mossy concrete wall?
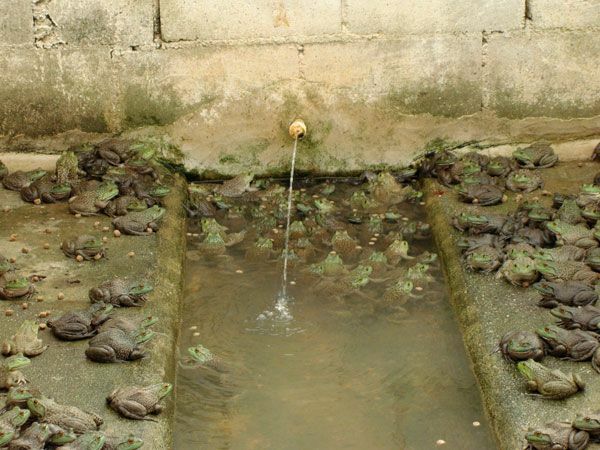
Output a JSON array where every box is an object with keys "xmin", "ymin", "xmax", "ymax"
[{"xmin": 1, "ymin": 1, "xmax": 599, "ymax": 173}]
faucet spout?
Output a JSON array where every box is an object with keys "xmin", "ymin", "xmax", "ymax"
[{"xmin": 288, "ymin": 119, "xmax": 307, "ymax": 140}]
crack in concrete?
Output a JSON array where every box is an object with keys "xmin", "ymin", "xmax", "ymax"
[
  {"xmin": 153, "ymin": 0, "xmax": 163, "ymax": 46},
  {"xmin": 297, "ymin": 44, "xmax": 305, "ymax": 80},
  {"xmin": 340, "ymin": 0, "xmax": 348, "ymax": 33},
  {"xmin": 32, "ymin": 0, "xmax": 65, "ymax": 48},
  {"xmin": 524, "ymin": 0, "xmax": 533, "ymax": 28}
]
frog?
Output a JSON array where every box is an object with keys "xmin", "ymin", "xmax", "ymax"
[
  {"xmin": 457, "ymin": 234, "xmax": 505, "ymax": 253},
  {"xmin": 48, "ymin": 303, "xmax": 113, "ymax": 340},
  {"xmin": 213, "ymin": 173, "xmax": 255, "ymax": 197},
  {"xmin": 369, "ymin": 171, "xmax": 405, "ymax": 204},
  {"xmin": 577, "ymin": 184, "xmax": 600, "ymax": 208},
  {"xmin": 314, "ymin": 198, "xmax": 336, "ymax": 214},
  {"xmin": 536, "ymin": 260, "xmax": 600, "ymax": 284},
  {"xmin": 331, "ymin": 230, "xmax": 359, "ymax": 260},
  {"xmin": 506, "ymin": 169, "xmax": 544, "ymax": 193},
  {"xmin": 460, "ymin": 171, "xmax": 497, "ymax": 187},
  {"xmin": 486, "ymin": 156, "xmax": 517, "ymax": 177},
  {"xmin": 20, "ymin": 178, "xmax": 71, "ymax": 203},
  {"xmin": 308, "ymin": 252, "xmax": 347, "ymax": 277},
  {"xmin": 185, "ymin": 185, "xmax": 217, "ymax": 218},
  {"xmin": 533, "ymin": 281, "xmax": 599, "ymax": 308},
  {"xmin": 0, "ymin": 407, "xmax": 31, "ymax": 447},
  {"xmin": 68, "ymin": 181, "xmax": 119, "ymax": 216},
  {"xmin": 555, "ymin": 199, "xmax": 585, "ymax": 225},
  {"xmin": 0, "ymin": 160, "xmax": 7, "ymax": 180},
  {"xmin": 55, "ymin": 150, "xmax": 80, "ymax": 185},
  {"xmin": 349, "ymin": 191, "xmax": 377, "ymax": 210},
  {"xmin": 2, "ymin": 169, "xmax": 47, "ymax": 191},
  {"xmin": 288, "ymin": 220, "xmax": 308, "ymax": 239},
  {"xmin": 112, "ymin": 205, "xmax": 166, "ymax": 235},
  {"xmin": 381, "ymin": 280, "xmax": 418, "ymax": 305},
  {"xmin": 496, "ymin": 256, "xmax": 539, "ymax": 287},
  {"xmin": 525, "ymin": 421, "xmax": 589, "ymax": 450},
  {"xmin": 456, "ymin": 183, "xmax": 504, "ymax": 206},
  {"xmin": 94, "ymin": 138, "xmax": 134, "ymax": 165},
  {"xmin": 8, "ymin": 421, "xmax": 61, "ymax": 450},
  {"xmin": 61, "ymin": 235, "xmax": 105, "ymax": 261},
  {"xmin": 546, "ymin": 220, "xmax": 598, "ymax": 249},
  {"xmin": 0, "ymin": 354, "xmax": 30, "ymax": 389},
  {"xmin": 197, "ymin": 230, "xmax": 246, "ymax": 256},
  {"xmin": 526, "ymin": 205, "xmax": 554, "ymax": 224},
  {"xmin": 511, "ymin": 226, "xmax": 554, "ymax": 248},
  {"xmin": 124, "ymin": 158, "xmax": 158, "ymax": 180},
  {"xmin": 101, "ymin": 435, "xmax": 144, "ymax": 450},
  {"xmin": 1, "ymin": 320, "xmax": 48, "ymax": 357},
  {"xmin": 85, "ymin": 328, "xmax": 149, "ymax": 363},
  {"xmin": 572, "ymin": 412, "xmax": 600, "ymax": 441},
  {"xmin": 536, "ymin": 325, "xmax": 599, "ymax": 361},
  {"xmin": 405, "ymin": 262, "xmax": 436, "ymax": 285},
  {"xmin": 517, "ymin": 359, "xmax": 585, "ymax": 399},
  {"xmin": 383, "ymin": 240, "xmax": 414, "ymax": 265},
  {"xmin": 0, "ymin": 274, "xmax": 35, "ymax": 300},
  {"xmin": 107, "ymin": 383, "xmax": 173, "ymax": 420},
  {"xmin": 200, "ymin": 217, "xmax": 229, "ymax": 237},
  {"xmin": 365, "ymin": 251, "xmax": 389, "ymax": 276},
  {"xmin": 2, "ymin": 386, "xmax": 39, "ymax": 410},
  {"xmin": 55, "ymin": 432, "xmax": 105, "ymax": 450},
  {"xmin": 452, "ymin": 212, "xmax": 511, "ymax": 235},
  {"xmin": 98, "ymin": 315, "xmax": 158, "ymax": 337},
  {"xmin": 179, "ymin": 344, "xmax": 225, "ymax": 371},
  {"xmin": 505, "ymin": 243, "xmax": 536, "ymax": 259},
  {"xmin": 89, "ymin": 278, "xmax": 153, "ymax": 308},
  {"xmin": 534, "ymin": 246, "xmax": 586, "ymax": 263},
  {"xmin": 498, "ymin": 330, "xmax": 545, "ymax": 362},
  {"xmin": 0, "ymin": 254, "xmax": 14, "ymax": 277},
  {"xmin": 291, "ymin": 237, "xmax": 317, "ymax": 262},
  {"xmin": 464, "ymin": 245, "xmax": 504, "ymax": 273},
  {"xmin": 103, "ymin": 196, "xmax": 148, "ymax": 217},
  {"xmin": 27, "ymin": 397, "xmax": 103, "ymax": 434},
  {"xmin": 581, "ymin": 203, "xmax": 600, "ymax": 224},
  {"xmin": 551, "ymin": 305, "xmax": 600, "ymax": 332},
  {"xmin": 585, "ymin": 247, "xmax": 600, "ymax": 271},
  {"xmin": 314, "ymin": 264, "xmax": 376, "ymax": 302},
  {"xmin": 513, "ymin": 143, "xmax": 558, "ymax": 168},
  {"xmin": 245, "ymin": 237, "xmax": 275, "ymax": 262}
]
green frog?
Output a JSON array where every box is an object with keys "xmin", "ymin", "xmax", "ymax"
[
  {"xmin": 384, "ymin": 240, "xmax": 414, "ymax": 265},
  {"xmin": 0, "ymin": 254, "xmax": 14, "ymax": 277},
  {"xmin": 104, "ymin": 195, "xmax": 148, "ymax": 217},
  {"xmin": 525, "ymin": 421, "xmax": 588, "ymax": 450},
  {"xmin": 98, "ymin": 315, "xmax": 158, "ymax": 336},
  {"xmin": 8, "ymin": 422, "xmax": 60, "ymax": 449},
  {"xmin": 214, "ymin": 173, "xmax": 255, "ymax": 197},
  {"xmin": 513, "ymin": 143, "xmax": 558, "ymax": 168},
  {"xmin": 534, "ymin": 246, "xmax": 586, "ymax": 263},
  {"xmin": 536, "ymin": 260, "xmax": 600, "ymax": 284},
  {"xmin": 0, "ymin": 407, "xmax": 31, "ymax": 447},
  {"xmin": 382, "ymin": 280, "xmax": 418, "ymax": 305},
  {"xmin": 314, "ymin": 198, "xmax": 336, "ymax": 214},
  {"xmin": 27, "ymin": 397, "xmax": 103, "ymax": 434},
  {"xmin": 85, "ymin": 328, "xmax": 149, "ymax": 363},
  {"xmin": 505, "ymin": 243, "xmax": 536, "ymax": 259},
  {"xmin": 350, "ymin": 191, "xmax": 377, "ymax": 210},
  {"xmin": 0, "ymin": 274, "xmax": 35, "ymax": 300},
  {"xmin": 0, "ymin": 160, "xmax": 7, "ymax": 179},
  {"xmin": 48, "ymin": 427, "xmax": 77, "ymax": 446},
  {"xmin": 555, "ymin": 199, "xmax": 585, "ymax": 225},
  {"xmin": 506, "ymin": 169, "xmax": 543, "ymax": 192},
  {"xmin": 201, "ymin": 218, "xmax": 229, "ymax": 237},
  {"xmin": 2, "ymin": 169, "xmax": 47, "ymax": 191},
  {"xmin": 365, "ymin": 251, "xmax": 389, "ymax": 276},
  {"xmin": 456, "ymin": 183, "xmax": 504, "ymax": 206},
  {"xmin": 551, "ymin": 305, "xmax": 600, "ymax": 333},
  {"xmin": 101, "ymin": 435, "xmax": 144, "ymax": 450},
  {"xmin": 69, "ymin": 181, "xmax": 119, "ymax": 215},
  {"xmin": 582, "ymin": 203, "xmax": 600, "ymax": 223},
  {"xmin": 61, "ymin": 235, "xmax": 105, "ymax": 260},
  {"xmin": 107, "ymin": 383, "xmax": 173, "ymax": 420},
  {"xmin": 288, "ymin": 220, "xmax": 308, "ymax": 239},
  {"xmin": 533, "ymin": 281, "xmax": 598, "ymax": 308},
  {"xmin": 331, "ymin": 230, "xmax": 359, "ymax": 260},
  {"xmin": 112, "ymin": 205, "xmax": 166, "ymax": 235},
  {"xmin": 55, "ymin": 432, "xmax": 105, "ymax": 450},
  {"xmin": 1, "ymin": 320, "xmax": 48, "ymax": 357},
  {"xmin": 198, "ymin": 230, "xmax": 246, "ymax": 256},
  {"xmin": 536, "ymin": 325, "xmax": 599, "ymax": 361},
  {"xmin": 0, "ymin": 354, "xmax": 30, "ymax": 389},
  {"xmin": 486, "ymin": 156, "xmax": 516, "ymax": 177},
  {"xmin": 496, "ymin": 256, "xmax": 539, "ymax": 287},
  {"xmin": 291, "ymin": 237, "xmax": 317, "ymax": 262},
  {"xmin": 572, "ymin": 412, "xmax": 600, "ymax": 441},
  {"xmin": 585, "ymin": 247, "xmax": 600, "ymax": 271},
  {"xmin": 314, "ymin": 265, "xmax": 376, "ymax": 302},
  {"xmin": 180, "ymin": 344, "xmax": 226, "ymax": 371},
  {"xmin": 55, "ymin": 151, "xmax": 79, "ymax": 185},
  {"xmin": 48, "ymin": 303, "xmax": 114, "ymax": 340},
  {"xmin": 498, "ymin": 330, "xmax": 545, "ymax": 362},
  {"xmin": 95, "ymin": 138, "xmax": 134, "ymax": 164},
  {"xmin": 186, "ymin": 185, "xmax": 217, "ymax": 218},
  {"xmin": 245, "ymin": 237, "xmax": 274, "ymax": 262},
  {"xmin": 452, "ymin": 212, "xmax": 510, "ymax": 235},
  {"xmin": 309, "ymin": 253, "xmax": 347, "ymax": 277},
  {"xmin": 464, "ymin": 245, "xmax": 503, "ymax": 273},
  {"xmin": 577, "ymin": 184, "xmax": 600, "ymax": 208},
  {"xmin": 20, "ymin": 177, "xmax": 72, "ymax": 203},
  {"xmin": 517, "ymin": 359, "xmax": 585, "ymax": 399},
  {"xmin": 546, "ymin": 220, "xmax": 598, "ymax": 249}
]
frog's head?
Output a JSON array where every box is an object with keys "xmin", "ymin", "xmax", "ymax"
[
  {"xmin": 535, "ymin": 261, "xmax": 557, "ymax": 279},
  {"xmin": 512, "ymin": 147, "xmax": 533, "ymax": 164},
  {"xmin": 532, "ymin": 281, "xmax": 555, "ymax": 296},
  {"xmin": 96, "ymin": 181, "xmax": 119, "ymax": 202},
  {"xmin": 4, "ymin": 353, "xmax": 31, "ymax": 371},
  {"xmin": 149, "ymin": 184, "xmax": 171, "ymax": 198},
  {"xmin": 114, "ymin": 435, "xmax": 144, "ymax": 450},
  {"xmin": 524, "ymin": 429, "xmax": 553, "ymax": 447},
  {"xmin": 129, "ymin": 282, "xmax": 153, "ymax": 297},
  {"xmin": 188, "ymin": 344, "xmax": 213, "ymax": 363},
  {"xmin": 26, "ymin": 169, "xmax": 47, "ymax": 182},
  {"xmin": 573, "ymin": 414, "xmax": 600, "ymax": 433},
  {"xmin": 549, "ymin": 306, "xmax": 576, "ymax": 321}
]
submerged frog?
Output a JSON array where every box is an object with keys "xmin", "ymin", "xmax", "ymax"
[
  {"xmin": 0, "ymin": 354, "xmax": 30, "ymax": 389},
  {"xmin": 85, "ymin": 328, "xmax": 149, "ymax": 363},
  {"xmin": 309, "ymin": 253, "xmax": 348, "ymax": 277},
  {"xmin": 213, "ymin": 173, "xmax": 255, "ymax": 197},
  {"xmin": 68, "ymin": 181, "xmax": 119, "ymax": 216},
  {"xmin": 112, "ymin": 205, "xmax": 166, "ymax": 235},
  {"xmin": 384, "ymin": 240, "xmax": 414, "ymax": 265},
  {"xmin": 525, "ymin": 421, "xmax": 588, "ymax": 450},
  {"xmin": 517, "ymin": 359, "xmax": 585, "ymax": 399},
  {"xmin": 101, "ymin": 435, "xmax": 144, "ymax": 450},
  {"xmin": 107, "ymin": 383, "xmax": 173, "ymax": 420},
  {"xmin": 513, "ymin": 143, "xmax": 558, "ymax": 169},
  {"xmin": 2, "ymin": 169, "xmax": 47, "ymax": 191},
  {"xmin": 61, "ymin": 235, "xmax": 105, "ymax": 261},
  {"xmin": 0, "ymin": 274, "xmax": 35, "ymax": 300},
  {"xmin": 506, "ymin": 169, "xmax": 543, "ymax": 193},
  {"xmin": 197, "ymin": 230, "xmax": 246, "ymax": 256},
  {"xmin": 331, "ymin": 230, "xmax": 359, "ymax": 260},
  {"xmin": 498, "ymin": 330, "xmax": 545, "ymax": 362},
  {"xmin": 536, "ymin": 325, "xmax": 599, "ymax": 361},
  {"xmin": 27, "ymin": 397, "xmax": 103, "ymax": 434},
  {"xmin": 533, "ymin": 281, "xmax": 598, "ymax": 308},
  {"xmin": 1, "ymin": 320, "xmax": 48, "ymax": 357},
  {"xmin": 54, "ymin": 432, "xmax": 105, "ymax": 450},
  {"xmin": 180, "ymin": 344, "xmax": 225, "ymax": 371},
  {"xmin": 536, "ymin": 260, "xmax": 600, "ymax": 284},
  {"xmin": 89, "ymin": 278, "xmax": 153, "ymax": 307},
  {"xmin": 48, "ymin": 303, "xmax": 113, "ymax": 341},
  {"xmin": 245, "ymin": 237, "xmax": 274, "ymax": 262},
  {"xmin": 546, "ymin": 220, "xmax": 598, "ymax": 249},
  {"xmin": 464, "ymin": 245, "xmax": 503, "ymax": 273},
  {"xmin": 496, "ymin": 256, "xmax": 539, "ymax": 287},
  {"xmin": 0, "ymin": 407, "xmax": 31, "ymax": 447}
]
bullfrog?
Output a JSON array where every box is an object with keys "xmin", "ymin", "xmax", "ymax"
[
  {"xmin": 496, "ymin": 256, "xmax": 538, "ymax": 287},
  {"xmin": 517, "ymin": 359, "xmax": 585, "ymax": 399},
  {"xmin": 245, "ymin": 237, "xmax": 274, "ymax": 262},
  {"xmin": 98, "ymin": 315, "xmax": 158, "ymax": 336},
  {"xmin": 112, "ymin": 205, "xmax": 165, "ymax": 235},
  {"xmin": 573, "ymin": 412, "xmax": 600, "ymax": 440},
  {"xmin": 534, "ymin": 246, "xmax": 586, "ymax": 263},
  {"xmin": 457, "ymin": 234, "xmax": 505, "ymax": 253},
  {"xmin": 464, "ymin": 245, "xmax": 503, "ymax": 273},
  {"xmin": 505, "ymin": 243, "xmax": 536, "ymax": 259},
  {"xmin": 214, "ymin": 173, "xmax": 255, "ymax": 197},
  {"xmin": 2, "ymin": 169, "xmax": 47, "ymax": 191},
  {"xmin": 101, "ymin": 435, "xmax": 144, "ymax": 450},
  {"xmin": 103, "ymin": 196, "xmax": 148, "ymax": 217},
  {"xmin": 577, "ymin": 184, "xmax": 600, "ymax": 208},
  {"xmin": 582, "ymin": 203, "xmax": 600, "ymax": 223},
  {"xmin": 200, "ymin": 218, "xmax": 229, "ymax": 237},
  {"xmin": 0, "ymin": 274, "xmax": 35, "ymax": 300},
  {"xmin": 536, "ymin": 260, "xmax": 600, "ymax": 284},
  {"xmin": 452, "ymin": 212, "xmax": 511, "ymax": 235},
  {"xmin": 107, "ymin": 383, "xmax": 173, "ymax": 420},
  {"xmin": 95, "ymin": 138, "xmax": 134, "ymax": 165},
  {"xmin": 533, "ymin": 281, "xmax": 599, "ymax": 308},
  {"xmin": 486, "ymin": 156, "xmax": 516, "ymax": 177},
  {"xmin": 291, "ymin": 237, "xmax": 317, "ymax": 262},
  {"xmin": 526, "ymin": 206, "xmax": 554, "ymax": 224},
  {"xmin": 27, "ymin": 397, "xmax": 103, "ymax": 434},
  {"xmin": 0, "ymin": 254, "xmax": 14, "ymax": 277},
  {"xmin": 314, "ymin": 265, "xmax": 376, "ymax": 302},
  {"xmin": 525, "ymin": 421, "xmax": 588, "ymax": 450},
  {"xmin": 309, "ymin": 253, "xmax": 347, "ymax": 277},
  {"xmin": 365, "ymin": 251, "xmax": 389, "ymax": 276},
  {"xmin": 55, "ymin": 151, "xmax": 79, "ymax": 185},
  {"xmin": 0, "ymin": 354, "xmax": 30, "ymax": 389},
  {"xmin": 506, "ymin": 169, "xmax": 543, "ymax": 192},
  {"xmin": 511, "ymin": 226, "xmax": 554, "ymax": 248},
  {"xmin": 1, "ymin": 320, "xmax": 48, "ymax": 357},
  {"xmin": 197, "ymin": 230, "xmax": 246, "ymax": 256},
  {"xmin": 498, "ymin": 330, "xmax": 545, "ymax": 362},
  {"xmin": 536, "ymin": 325, "xmax": 599, "ymax": 361},
  {"xmin": 381, "ymin": 280, "xmax": 418, "ymax": 305},
  {"xmin": 54, "ymin": 432, "xmax": 105, "ymax": 450},
  {"xmin": 48, "ymin": 428, "xmax": 77, "ymax": 446},
  {"xmin": 555, "ymin": 199, "xmax": 585, "ymax": 225},
  {"xmin": 186, "ymin": 186, "xmax": 217, "ymax": 218},
  {"xmin": 61, "ymin": 235, "xmax": 105, "ymax": 261},
  {"xmin": 551, "ymin": 305, "xmax": 600, "ymax": 332},
  {"xmin": 89, "ymin": 278, "xmax": 153, "ymax": 308},
  {"xmin": 288, "ymin": 220, "xmax": 308, "ymax": 239},
  {"xmin": 69, "ymin": 181, "xmax": 119, "ymax": 215},
  {"xmin": 384, "ymin": 240, "xmax": 414, "ymax": 265},
  {"xmin": 456, "ymin": 183, "xmax": 504, "ymax": 206},
  {"xmin": 85, "ymin": 328, "xmax": 148, "ymax": 363},
  {"xmin": 0, "ymin": 407, "xmax": 31, "ymax": 447},
  {"xmin": 180, "ymin": 344, "xmax": 225, "ymax": 371},
  {"xmin": 331, "ymin": 230, "xmax": 359, "ymax": 260},
  {"xmin": 513, "ymin": 143, "xmax": 558, "ymax": 168},
  {"xmin": 546, "ymin": 220, "xmax": 598, "ymax": 249},
  {"xmin": 369, "ymin": 171, "xmax": 404, "ymax": 204},
  {"xmin": 48, "ymin": 303, "xmax": 113, "ymax": 340},
  {"xmin": 314, "ymin": 198, "xmax": 336, "ymax": 214},
  {"xmin": 0, "ymin": 160, "xmax": 7, "ymax": 179},
  {"xmin": 20, "ymin": 178, "xmax": 71, "ymax": 203},
  {"xmin": 8, "ymin": 421, "xmax": 60, "ymax": 449},
  {"xmin": 585, "ymin": 247, "xmax": 600, "ymax": 271},
  {"xmin": 349, "ymin": 191, "xmax": 377, "ymax": 210}
]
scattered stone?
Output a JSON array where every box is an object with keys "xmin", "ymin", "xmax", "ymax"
[
  {"xmin": 74, "ymin": 213, "xmax": 81, "ymax": 218},
  {"xmin": 473, "ymin": 421, "xmax": 480, "ymax": 427},
  {"xmin": 192, "ymin": 332, "xmax": 200, "ymax": 337},
  {"xmin": 189, "ymin": 326, "xmax": 198, "ymax": 331},
  {"xmin": 33, "ymin": 198, "xmax": 41, "ymax": 205},
  {"xmin": 94, "ymin": 221, "xmax": 100, "ymax": 227},
  {"xmin": 436, "ymin": 439, "xmax": 446, "ymax": 446},
  {"xmin": 102, "ymin": 226, "xmax": 110, "ymax": 232},
  {"xmin": 43, "ymin": 243, "xmax": 50, "ymax": 249},
  {"xmin": 36, "ymin": 296, "xmax": 44, "ymax": 302},
  {"xmin": 38, "ymin": 323, "xmax": 47, "ymax": 330},
  {"xmin": 5, "ymin": 309, "xmax": 14, "ymax": 316},
  {"xmin": 127, "ymin": 251, "xmax": 135, "ymax": 258},
  {"xmin": 9, "ymin": 234, "xmax": 17, "ymax": 241},
  {"xmin": 235, "ymin": 269, "xmax": 243, "ymax": 274},
  {"xmin": 76, "ymin": 255, "xmax": 84, "ymax": 262},
  {"xmin": 57, "ymin": 292, "xmax": 64, "ymax": 300},
  {"xmin": 21, "ymin": 302, "xmax": 28, "ymax": 310},
  {"xmin": 9, "ymin": 257, "xmax": 15, "ymax": 263},
  {"xmin": 113, "ymin": 230, "xmax": 121, "ymax": 237},
  {"xmin": 21, "ymin": 247, "xmax": 29, "ymax": 254}
]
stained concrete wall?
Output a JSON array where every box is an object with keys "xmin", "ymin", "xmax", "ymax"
[{"xmin": 0, "ymin": 1, "xmax": 599, "ymax": 173}]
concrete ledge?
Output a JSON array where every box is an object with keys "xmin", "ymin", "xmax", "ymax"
[
  {"xmin": 529, "ymin": 0, "xmax": 600, "ymax": 30},
  {"xmin": 0, "ymin": 0, "xmax": 33, "ymax": 46}
]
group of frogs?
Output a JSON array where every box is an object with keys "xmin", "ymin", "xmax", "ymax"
[
  {"xmin": 185, "ymin": 167, "xmax": 441, "ymax": 327},
  {"xmin": 427, "ymin": 142, "xmax": 600, "ymax": 449},
  {"xmin": 0, "ymin": 139, "xmax": 178, "ymax": 449}
]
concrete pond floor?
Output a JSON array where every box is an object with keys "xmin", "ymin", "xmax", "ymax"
[
  {"xmin": 425, "ymin": 161, "xmax": 600, "ymax": 450},
  {"xmin": 0, "ymin": 157, "xmax": 186, "ymax": 448}
]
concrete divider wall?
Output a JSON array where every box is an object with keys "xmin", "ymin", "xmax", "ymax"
[{"xmin": 1, "ymin": 1, "xmax": 599, "ymax": 173}]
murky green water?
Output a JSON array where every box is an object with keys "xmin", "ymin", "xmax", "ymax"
[{"xmin": 175, "ymin": 180, "xmax": 495, "ymax": 450}]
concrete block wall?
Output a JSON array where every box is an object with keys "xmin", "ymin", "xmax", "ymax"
[{"xmin": 0, "ymin": 0, "xmax": 599, "ymax": 173}]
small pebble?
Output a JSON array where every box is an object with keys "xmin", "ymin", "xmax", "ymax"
[
  {"xmin": 329, "ymin": 251, "xmax": 337, "ymax": 255},
  {"xmin": 312, "ymin": 195, "xmax": 319, "ymax": 199},
  {"xmin": 127, "ymin": 251, "xmax": 135, "ymax": 258},
  {"xmin": 102, "ymin": 226, "xmax": 109, "ymax": 232},
  {"xmin": 146, "ymin": 228, "xmax": 154, "ymax": 234},
  {"xmin": 9, "ymin": 234, "xmax": 17, "ymax": 241},
  {"xmin": 290, "ymin": 281, "xmax": 296, "ymax": 285},
  {"xmin": 472, "ymin": 421, "xmax": 480, "ymax": 427},
  {"xmin": 9, "ymin": 257, "xmax": 16, "ymax": 264},
  {"xmin": 31, "ymin": 276, "xmax": 39, "ymax": 283},
  {"xmin": 370, "ymin": 237, "xmax": 377, "ymax": 242},
  {"xmin": 186, "ymin": 232, "xmax": 192, "ymax": 237},
  {"xmin": 532, "ymin": 196, "xmax": 539, "ymax": 202},
  {"xmin": 2, "ymin": 206, "xmax": 10, "ymax": 212},
  {"xmin": 38, "ymin": 323, "xmax": 47, "ymax": 330},
  {"xmin": 113, "ymin": 230, "xmax": 121, "ymax": 237},
  {"xmin": 368, "ymin": 241, "xmax": 375, "ymax": 246},
  {"xmin": 21, "ymin": 303, "xmax": 28, "ymax": 310},
  {"xmin": 374, "ymin": 233, "xmax": 380, "ymax": 237},
  {"xmin": 21, "ymin": 247, "xmax": 29, "ymax": 254},
  {"xmin": 43, "ymin": 243, "xmax": 50, "ymax": 249},
  {"xmin": 472, "ymin": 198, "xmax": 479, "ymax": 204},
  {"xmin": 235, "ymin": 269, "xmax": 243, "ymax": 274},
  {"xmin": 57, "ymin": 292, "xmax": 65, "ymax": 300},
  {"xmin": 192, "ymin": 332, "xmax": 200, "ymax": 337},
  {"xmin": 192, "ymin": 233, "xmax": 199, "ymax": 238},
  {"xmin": 355, "ymin": 245, "xmax": 362, "ymax": 250},
  {"xmin": 33, "ymin": 199, "xmax": 41, "ymax": 205},
  {"xmin": 578, "ymin": 162, "xmax": 584, "ymax": 167},
  {"xmin": 93, "ymin": 253, "xmax": 102, "ymax": 260},
  {"xmin": 49, "ymin": 217, "xmax": 55, "ymax": 221},
  {"xmin": 94, "ymin": 221, "xmax": 100, "ymax": 227},
  {"xmin": 419, "ymin": 201, "xmax": 426, "ymax": 206},
  {"xmin": 36, "ymin": 296, "xmax": 44, "ymax": 302},
  {"xmin": 76, "ymin": 255, "xmax": 84, "ymax": 262},
  {"xmin": 515, "ymin": 194, "xmax": 523, "ymax": 203},
  {"xmin": 278, "ymin": 224, "xmax": 284, "ymax": 229},
  {"xmin": 38, "ymin": 311, "xmax": 49, "ymax": 318},
  {"xmin": 436, "ymin": 440, "xmax": 446, "ymax": 446},
  {"xmin": 415, "ymin": 286, "xmax": 424, "ymax": 291},
  {"xmin": 74, "ymin": 213, "xmax": 82, "ymax": 218},
  {"xmin": 189, "ymin": 325, "xmax": 198, "ymax": 331},
  {"xmin": 541, "ymin": 190, "xmax": 552, "ymax": 196},
  {"xmin": 44, "ymin": 228, "xmax": 52, "ymax": 234},
  {"xmin": 501, "ymin": 194, "xmax": 508, "ymax": 203},
  {"xmin": 5, "ymin": 309, "xmax": 14, "ymax": 316},
  {"xmin": 402, "ymin": 217, "xmax": 409, "ymax": 221},
  {"xmin": 102, "ymin": 237, "xmax": 108, "ymax": 243}
]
